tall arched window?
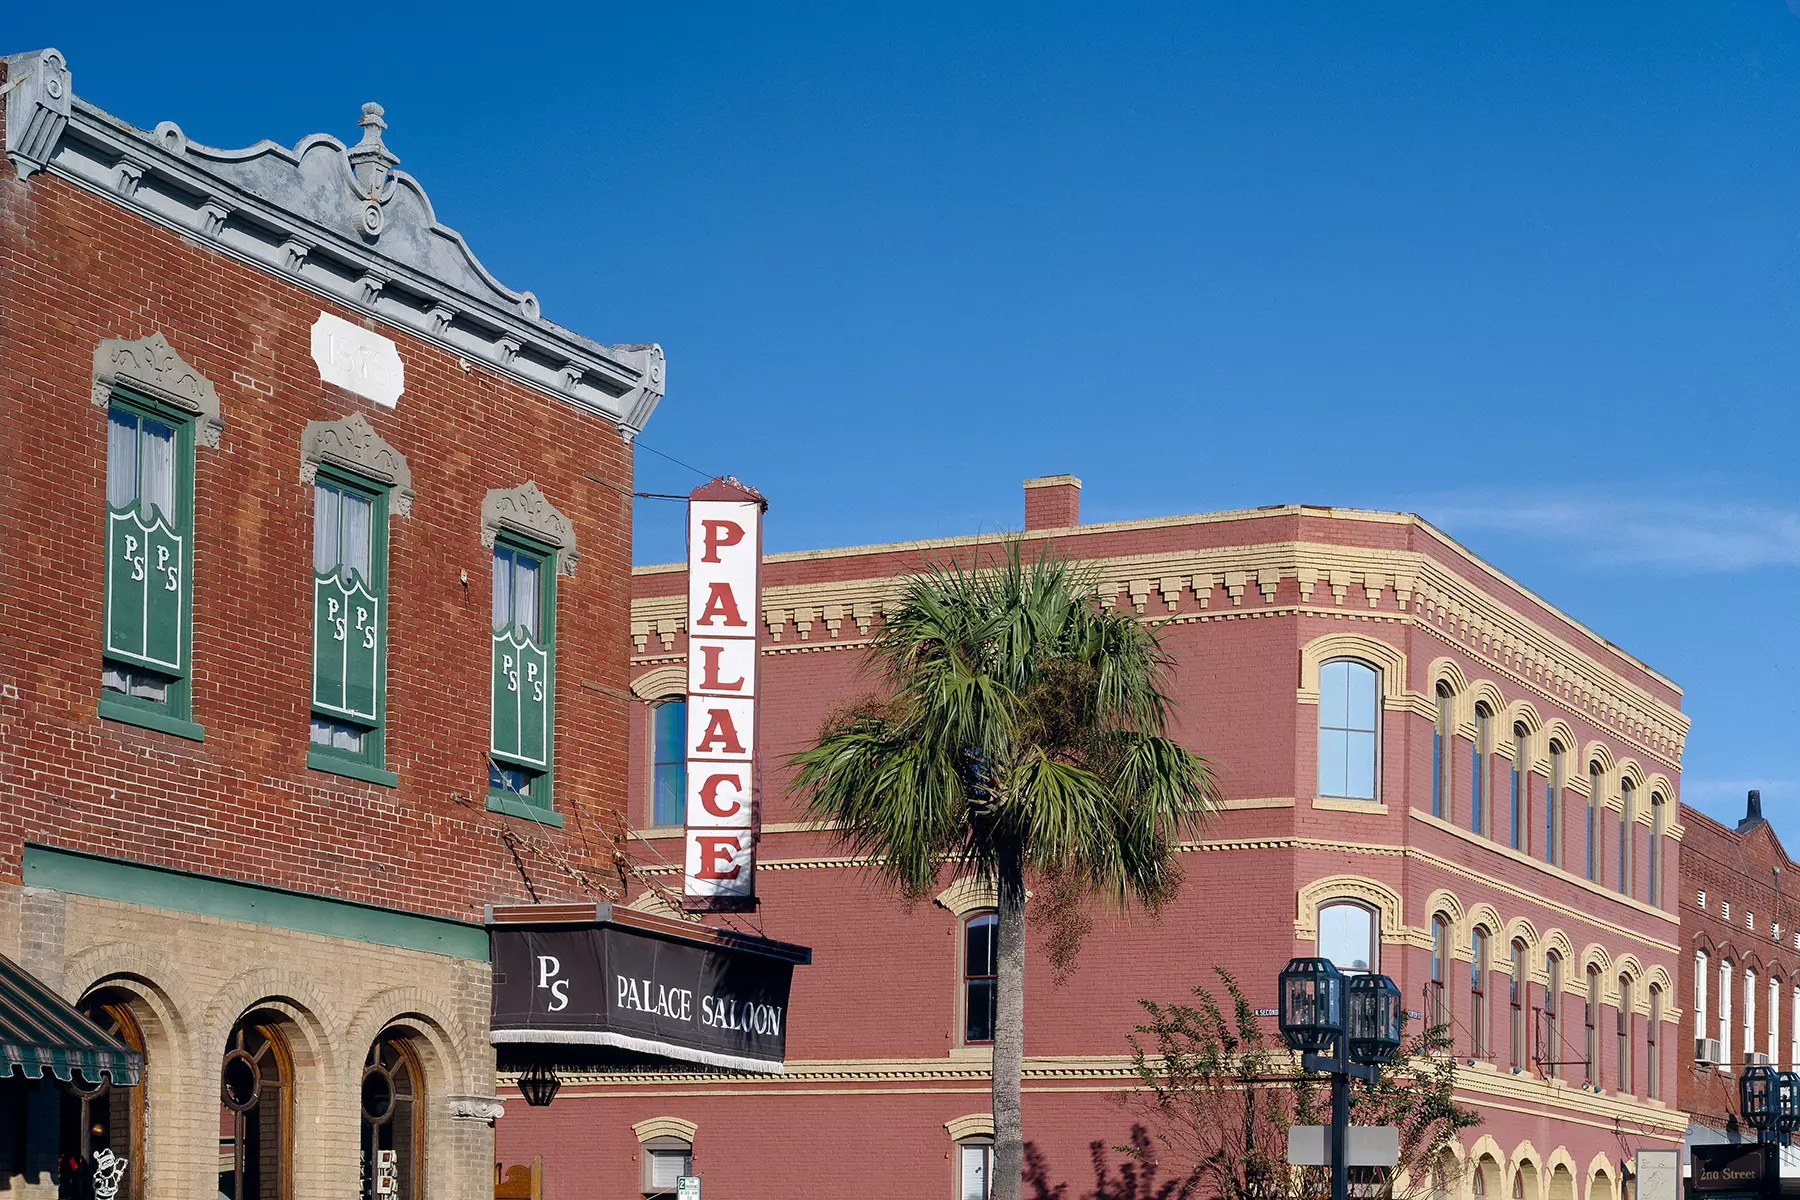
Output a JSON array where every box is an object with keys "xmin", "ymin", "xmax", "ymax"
[
  {"xmin": 59, "ymin": 992, "xmax": 145, "ymax": 1200},
  {"xmin": 1586, "ymin": 764, "xmax": 1602, "ymax": 883},
  {"xmin": 1510, "ymin": 939, "xmax": 1528, "ymax": 1069},
  {"xmin": 1545, "ymin": 742, "xmax": 1564, "ymax": 868},
  {"xmin": 220, "ymin": 1014, "xmax": 292, "ymax": 1200},
  {"xmin": 963, "ymin": 912, "xmax": 998, "ymax": 1045},
  {"xmin": 1319, "ymin": 902, "xmax": 1377, "ymax": 975},
  {"xmin": 361, "ymin": 1033, "xmax": 423, "ymax": 1200},
  {"xmin": 1472, "ymin": 704, "xmax": 1493, "ymax": 835},
  {"xmin": 1695, "ymin": 950, "xmax": 1709, "ymax": 1057},
  {"xmin": 1649, "ymin": 794, "xmax": 1666, "ymax": 907},
  {"xmin": 1618, "ymin": 780, "xmax": 1634, "ymax": 896},
  {"xmin": 1430, "ymin": 915, "xmax": 1450, "ymax": 1028},
  {"xmin": 1721, "ymin": 959, "xmax": 1733, "ymax": 1052},
  {"xmin": 1510, "ymin": 724, "xmax": 1528, "ymax": 851},
  {"xmin": 1746, "ymin": 967, "xmax": 1758, "ymax": 1061},
  {"xmin": 1433, "ymin": 683, "xmax": 1453, "ymax": 819},
  {"xmin": 651, "ymin": 697, "xmax": 686, "ymax": 826},
  {"xmin": 1791, "ymin": 984, "xmax": 1799, "ymax": 1070},
  {"xmin": 1770, "ymin": 976, "xmax": 1781, "ymax": 1063},
  {"xmin": 1648, "ymin": 985, "xmax": 1663, "ymax": 1099},
  {"xmin": 1318, "ymin": 661, "xmax": 1379, "ymax": 802},
  {"xmin": 1617, "ymin": 974, "xmax": 1634, "ymax": 1093},
  {"xmin": 1545, "ymin": 951, "xmax": 1564, "ymax": 1078},
  {"xmin": 1471, "ymin": 928, "xmax": 1490, "ymax": 1058},
  {"xmin": 1584, "ymin": 965, "xmax": 1601, "ymax": 1086}
]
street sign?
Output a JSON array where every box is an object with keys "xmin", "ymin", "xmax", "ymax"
[
  {"xmin": 1287, "ymin": 1125, "xmax": 1400, "ymax": 1167},
  {"xmin": 1637, "ymin": 1149, "xmax": 1678, "ymax": 1200},
  {"xmin": 677, "ymin": 1177, "xmax": 700, "ymax": 1200}
]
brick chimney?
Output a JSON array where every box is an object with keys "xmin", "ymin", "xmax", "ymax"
[{"xmin": 1023, "ymin": 474, "xmax": 1081, "ymax": 530}]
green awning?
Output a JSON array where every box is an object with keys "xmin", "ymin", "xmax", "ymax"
[{"xmin": 0, "ymin": 951, "xmax": 141, "ymax": 1085}]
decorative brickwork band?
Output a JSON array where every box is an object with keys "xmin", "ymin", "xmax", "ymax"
[
  {"xmin": 481, "ymin": 482, "xmax": 578, "ymax": 575},
  {"xmin": 91, "ymin": 333, "xmax": 225, "ymax": 448}
]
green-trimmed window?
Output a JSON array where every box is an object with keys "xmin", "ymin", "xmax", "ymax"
[
  {"xmin": 488, "ymin": 537, "xmax": 558, "ymax": 824},
  {"xmin": 101, "ymin": 395, "xmax": 202, "ymax": 740},
  {"xmin": 308, "ymin": 471, "xmax": 394, "ymax": 786}
]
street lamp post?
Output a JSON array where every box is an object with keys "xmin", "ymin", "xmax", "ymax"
[
  {"xmin": 1279, "ymin": 958, "xmax": 1403, "ymax": 1200},
  {"xmin": 1739, "ymin": 1065, "xmax": 1800, "ymax": 1145}
]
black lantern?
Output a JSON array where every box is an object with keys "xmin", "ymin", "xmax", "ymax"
[
  {"xmin": 1741, "ymin": 1064, "xmax": 1778, "ymax": 1134},
  {"xmin": 1346, "ymin": 972, "xmax": 1403, "ymax": 1065},
  {"xmin": 1777, "ymin": 1071, "xmax": 1800, "ymax": 1135},
  {"xmin": 518, "ymin": 1061, "xmax": 561, "ymax": 1108},
  {"xmin": 1278, "ymin": 957, "xmax": 1346, "ymax": 1052}
]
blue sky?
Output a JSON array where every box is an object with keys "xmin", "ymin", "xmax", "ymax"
[{"xmin": 16, "ymin": 2, "xmax": 1800, "ymax": 840}]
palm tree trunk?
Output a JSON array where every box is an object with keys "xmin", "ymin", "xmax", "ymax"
[{"xmin": 991, "ymin": 836, "xmax": 1026, "ymax": 1200}]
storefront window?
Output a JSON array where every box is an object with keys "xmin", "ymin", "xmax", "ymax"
[
  {"xmin": 58, "ymin": 994, "xmax": 144, "ymax": 1200},
  {"xmin": 219, "ymin": 1015, "xmax": 291, "ymax": 1200},
  {"xmin": 361, "ymin": 1034, "xmax": 422, "ymax": 1200}
]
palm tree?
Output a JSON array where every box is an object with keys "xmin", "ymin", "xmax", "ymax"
[{"xmin": 790, "ymin": 545, "xmax": 1215, "ymax": 1200}]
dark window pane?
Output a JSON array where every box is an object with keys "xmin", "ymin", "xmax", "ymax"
[
  {"xmin": 965, "ymin": 979, "xmax": 996, "ymax": 1043},
  {"xmin": 966, "ymin": 915, "xmax": 997, "ymax": 977}
]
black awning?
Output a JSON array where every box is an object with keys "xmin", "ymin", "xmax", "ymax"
[
  {"xmin": 0, "ymin": 951, "xmax": 141, "ymax": 1085},
  {"xmin": 487, "ymin": 903, "xmax": 810, "ymax": 1075}
]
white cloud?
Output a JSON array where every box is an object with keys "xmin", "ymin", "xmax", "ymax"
[{"xmin": 1421, "ymin": 491, "xmax": 1800, "ymax": 573}]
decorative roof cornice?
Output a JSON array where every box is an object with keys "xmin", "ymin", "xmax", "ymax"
[{"xmin": 2, "ymin": 49, "xmax": 665, "ymax": 437}]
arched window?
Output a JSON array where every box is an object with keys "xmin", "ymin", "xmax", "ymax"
[
  {"xmin": 1584, "ymin": 965, "xmax": 1601, "ymax": 1085},
  {"xmin": 1318, "ymin": 661, "xmax": 1379, "ymax": 801},
  {"xmin": 361, "ymin": 1033, "xmax": 423, "ymax": 1200},
  {"xmin": 1433, "ymin": 683, "xmax": 1453, "ymax": 819},
  {"xmin": 1510, "ymin": 939, "xmax": 1528, "ymax": 1069},
  {"xmin": 1694, "ymin": 950, "xmax": 1709, "ymax": 1056},
  {"xmin": 1791, "ymin": 984, "xmax": 1799, "ymax": 1070},
  {"xmin": 651, "ymin": 697, "xmax": 686, "ymax": 827},
  {"xmin": 1648, "ymin": 984, "xmax": 1663, "ymax": 1098},
  {"xmin": 1648, "ymin": 794, "xmax": 1666, "ymax": 907},
  {"xmin": 1510, "ymin": 724, "xmax": 1528, "ymax": 851},
  {"xmin": 959, "ymin": 1138, "xmax": 993, "ymax": 1200},
  {"xmin": 1586, "ymin": 764, "xmax": 1602, "ymax": 883},
  {"xmin": 220, "ymin": 1013, "xmax": 292, "ymax": 1200},
  {"xmin": 1770, "ymin": 976, "xmax": 1781, "ymax": 1063},
  {"xmin": 1430, "ymin": 915, "xmax": 1450, "ymax": 1028},
  {"xmin": 1545, "ymin": 951, "xmax": 1564, "ymax": 1079},
  {"xmin": 963, "ymin": 912, "xmax": 998, "ymax": 1045},
  {"xmin": 1472, "ymin": 703, "xmax": 1493, "ymax": 835},
  {"xmin": 59, "ymin": 992, "xmax": 145, "ymax": 1200},
  {"xmin": 1430, "ymin": 1159, "xmax": 1449, "ymax": 1200},
  {"xmin": 642, "ymin": 1135, "xmax": 694, "ymax": 1197},
  {"xmin": 1617, "ymin": 974, "xmax": 1634, "ymax": 1093},
  {"xmin": 1545, "ymin": 742, "xmax": 1564, "ymax": 868},
  {"xmin": 1319, "ymin": 901, "xmax": 1377, "ymax": 975},
  {"xmin": 1721, "ymin": 959, "xmax": 1733, "ymax": 1052},
  {"xmin": 1471, "ymin": 928, "xmax": 1490, "ymax": 1058},
  {"xmin": 1746, "ymin": 967, "xmax": 1758, "ymax": 1060},
  {"xmin": 1618, "ymin": 780, "xmax": 1634, "ymax": 896},
  {"xmin": 1513, "ymin": 1172, "xmax": 1526, "ymax": 1200}
]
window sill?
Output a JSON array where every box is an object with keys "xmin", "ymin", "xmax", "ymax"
[
  {"xmin": 486, "ymin": 792, "xmax": 564, "ymax": 828},
  {"xmin": 306, "ymin": 747, "xmax": 399, "ymax": 788},
  {"xmin": 632, "ymin": 825, "xmax": 686, "ymax": 840},
  {"xmin": 1312, "ymin": 795, "xmax": 1388, "ymax": 814},
  {"xmin": 98, "ymin": 693, "xmax": 205, "ymax": 742},
  {"xmin": 950, "ymin": 1044, "xmax": 994, "ymax": 1061}
]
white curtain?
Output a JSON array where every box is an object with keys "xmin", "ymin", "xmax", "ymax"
[
  {"xmin": 140, "ymin": 418, "xmax": 174, "ymax": 520},
  {"xmin": 514, "ymin": 556, "xmax": 539, "ymax": 638},
  {"xmin": 341, "ymin": 492, "xmax": 372, "ymax": 580},
  {"xmin": 492, "ymin": 548, "xmax": 510, "ymax": 632},
  {"xmin": 313, "ymin": 485, "xmax": 339, "ymax": 574},
  {"xmin": 106, "ymin": 410, "xmax": 137, "ymax": 508}
]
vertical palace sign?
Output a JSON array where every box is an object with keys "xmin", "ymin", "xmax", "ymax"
[{"xmin": 684, "ymin": 477, "xmax": 767, "ymax": 912}]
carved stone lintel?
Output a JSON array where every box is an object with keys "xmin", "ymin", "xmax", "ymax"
[
  {"xmin": 3, "ymin": 49, "xmax": 72, "ymax": 179},
  {"xmin": 481, "ymin": 482, "xmax": 578, "ymax": 575},
  {"xmin": 300, "ymin": 413, "xmax": 415, "ymax": 516},
  {"xmin": 446, "ymin": 1094, "xmax": 505, "ymax": 1123},
  {"xmin": 92, "ymin": 333, "xmax": 225, "ymax": 448}
]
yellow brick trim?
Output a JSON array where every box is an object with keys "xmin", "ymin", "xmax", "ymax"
[
  {"xmin": 631, "ymin": 1116, "xmax": 697, "ymax": 1143},
  {"xmin": 944, "ymin": 1113, "xmax": 994, "ymax": 1141}
]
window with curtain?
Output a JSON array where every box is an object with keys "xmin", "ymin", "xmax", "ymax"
[
  {"xmin": 1430, "ymin": 916, "xmax": 1450, "ymax": 1029},
  {"xmin": 1510, "ymin": 725, "xmax": 1527, "ymax": 851},
  {"xmin": 102, "ymin": 398, "xmax": 200, "ymax": 736},
  {"xmin": 1319, "ymin": 902, "xmax": 1377, "ymax": 975},
  {"xmin": 1617, "ymin": 975, "xmax": 1633, "ymax": 1092},
  {"xmin": 1318, "ymin": 661, "xmax": 1378, "ymax": 801},
  {"xmin": 1648, "ymin": 985, "xmax": 1662, "ymax": 1099},
  {"xmin": 1545, "ymin": 742, "xmax": 1564, "ymax": 868},
  {"xmin": 963, "ymin": 913, "xmax": 998, "ymax": 1044},
  {"xmin": 959, "ymin": 1140, "xmax": 993, "ymax": 1200},
  {"xmin": 1721, "ymin": 959, "xmax": 1733, "ymax": 1052},
  {"xmin": 1433, "ymin": 683, "xmax": 1452, "ymax": 819},
  {"xmin": 1586, "ymin": 765, "xmax": 1602, "ymax": 882},
  {"xmin": 1584, "ymin": 965, "xmax": 1600, "ymax": 1086},
  {"xmin": 1618, "ymin": 780, "xmax": 1634, "ymax": 896},
  {"xmin": 1695, "ymin": 951, "xmax": 1709, "ymax": 1053},
  {"xmin": 1747, "ymin": 968, "xmax": 1758, "ymax": 1059},
  {"xmin": 1510, "ymin": 940, "xmax": 1527, "ymax": 1069},
  {"xmin": 1471, "ymin": 929, "xmax": 1489, "ymax": 1059},
  {"xmin": 1472, "ymin": 704, "xmax": 1492, "ymax": 835},
  {"xmin": 1545, "ymin": 952, "xmax": 1563, "ymax": 1079},
  {"xmin": 652, "ymin": 698, "xmax": 687, "ymax": 826},
  {"xmin": 309, "ymin": 473, "xmax": 391, "ymax": 782},
  {"xmin": 489, "ymin": 539, "xmax": 556, "ymax": 818}
]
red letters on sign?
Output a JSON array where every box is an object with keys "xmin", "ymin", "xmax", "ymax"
[
  {"xmin": 694, "ymin": 707, "xmax": 746, "ymax": 756},
  {"xmin": 699, "ymin": 644, "xmax": 745, "ymax": 691},
  {"xmin": 699, "ymin": 772, "xmax": 745, "ymax": 818},
  {"xmin": 695, "ymin": 834, "xmax": 744, "ymax": 879},
  {"xmin": 701, "ymin": 519, "xmax": 745, "ymax": 563},
  {"xmin": 696, "ymin": 581, "xmax": 747, "ymax": 628}
]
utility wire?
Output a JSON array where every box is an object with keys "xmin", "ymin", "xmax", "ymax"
[{"xmin": 635, "ymin": 439, "xmax": 718, "ymax": 482}]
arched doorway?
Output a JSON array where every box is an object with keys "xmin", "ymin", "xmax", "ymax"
[
  {"xmin": 1548, "ymin": 1165, "xmax": 1577, "ymax": 1200},
  {"xmin": 219, "ymin": 1013, "xmax": 293, "ymax": 1200},
  {"xmin": 57, "ymin": 992, "xmax": 145, "ymax": 1199},
  {"xmin": 360, "ymin": 1032, "xmax": 425, "ymax": 1200}
]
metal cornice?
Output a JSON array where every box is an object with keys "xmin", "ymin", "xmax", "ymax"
[{"xmin": 28, "ymin": 89, "xmax": 663, "ymax": 433}]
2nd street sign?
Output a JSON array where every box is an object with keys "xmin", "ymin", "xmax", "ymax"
[{"xmin": 1287, "ymin": 1125, "xmax": 1401, "ymax": 1167}]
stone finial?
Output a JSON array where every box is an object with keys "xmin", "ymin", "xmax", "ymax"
[
  {"xmin": 347, "ymin": 103, "xmax": 399, "ymax": 240},
  {"xmin": 1743, "ymin": 789, "xmax": 1765, "ymax": 831}
]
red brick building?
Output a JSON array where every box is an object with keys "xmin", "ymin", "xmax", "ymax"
[
  {"xmin": 0, "ymin": 48, "xmax": 664, "ymax": 1199},
  {"xmin": 506, "ymin": 476, "xmax": 1692, "ymax": 1199},
  {"xmin": 1676, "ymin": 791, "xmax": 1800, "ymax": 1146}
]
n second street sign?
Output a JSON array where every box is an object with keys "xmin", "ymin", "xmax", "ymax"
[{"xmin": 1287, "ymin": 1125, "xmax": 1400, "ymax": 1168}]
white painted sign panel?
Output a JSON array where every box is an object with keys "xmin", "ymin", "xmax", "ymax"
[
  {"xmin": 684, "ymin": 482, "xmax": 764, "ymax": 912},
  {"xmin": 310, "ymin": 312, "xmax": 404, "ymax": 407},
  {"xmin": 1635, "ymin": 1150, "xmax": 1678, "ymax": 1200},
  {"xmin": 1287, "ymin": 1125, "xmax": 1400, "ymax": 1167}
]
